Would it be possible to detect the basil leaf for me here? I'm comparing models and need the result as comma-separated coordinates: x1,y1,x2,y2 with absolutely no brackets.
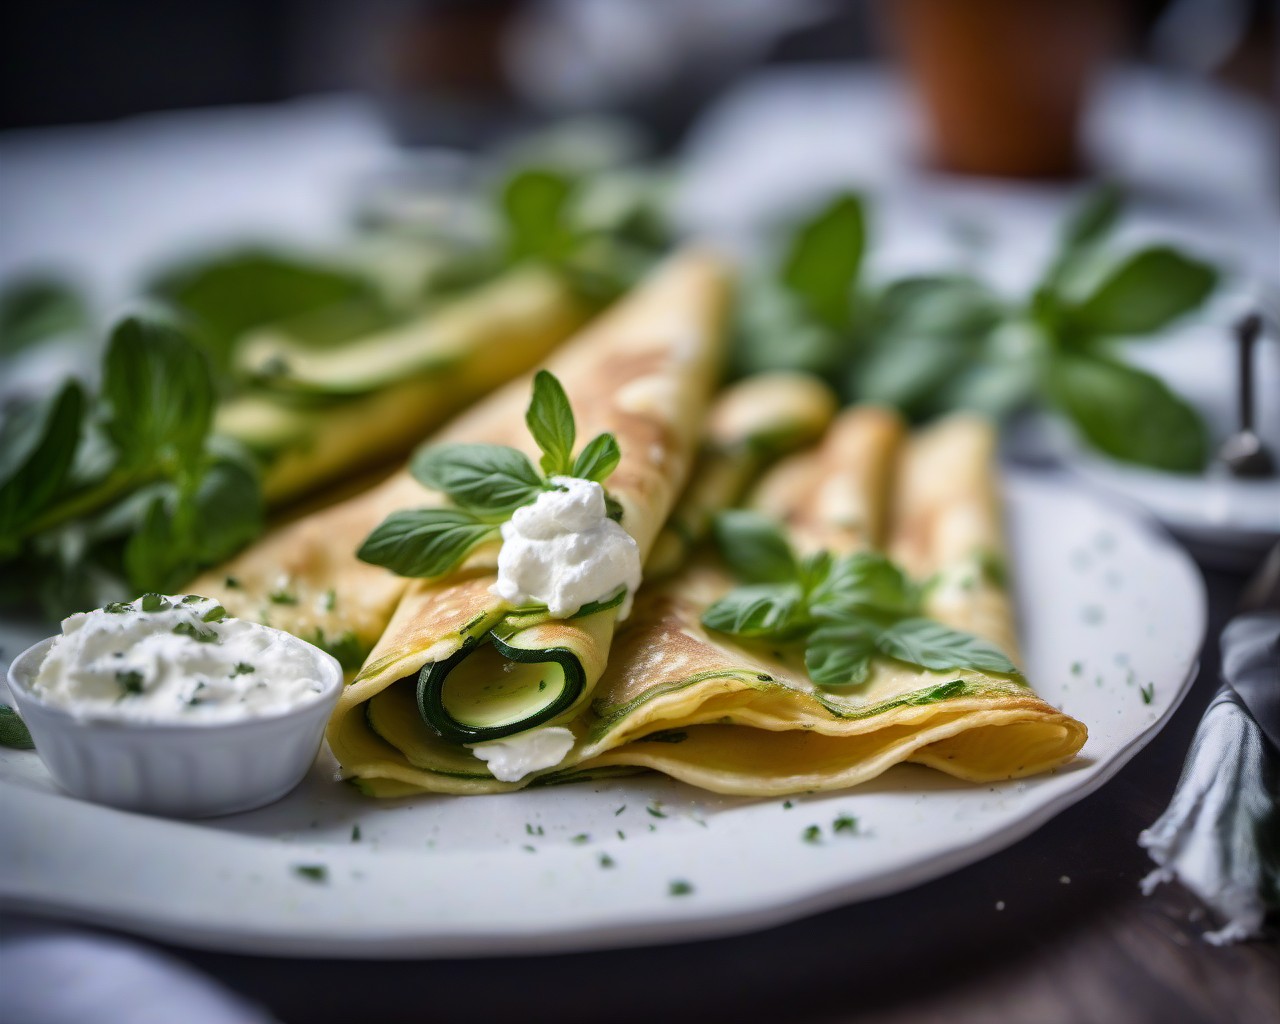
1054,185,1123,269
0,382,84,543
526,370,576,476
812,551,919,617
1048,352,1208,472
732,281,848,378
712,510,798,584
411,443,544,516
875,617,1020,677
1070,246,1217,337
102,316,215,467
186,450,265,564
572,432,621,483
0,277,89,355
124,496,183,593
0,704,34,750
701,583,806,638
149,249,379,371
780,193,865,331
501,168,577,263
357,508,498,578
805,621,878,688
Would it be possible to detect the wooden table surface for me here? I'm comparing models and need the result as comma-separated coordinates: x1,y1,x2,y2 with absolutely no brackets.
153,566,1277,1024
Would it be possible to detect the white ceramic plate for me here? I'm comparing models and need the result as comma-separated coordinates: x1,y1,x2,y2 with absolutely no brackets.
0,474,1205,958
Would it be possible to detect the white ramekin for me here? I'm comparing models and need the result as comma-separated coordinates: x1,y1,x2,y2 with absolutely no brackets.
6,636,343,818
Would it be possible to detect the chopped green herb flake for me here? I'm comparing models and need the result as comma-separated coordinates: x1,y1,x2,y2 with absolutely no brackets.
201,604,227,623
525,823,545,837
614,805,626,816
669,880,694,897
351,824,361,842
783,800,794,810
173,621,219,643
116,670,145,695
224,576,241,589
292,864,328,883
1070,661,1083,676
0,705,35,749
571,833,590,845
103,602,132,614
181,594,203,605
322,589,337,612
231,662,255,676
522,844,536,853
616,830,626,840
1140,682,1155,705
646,803,667,819
833,814,859,835
802,825,822,844
140,593,170,612
599,853,616,869
269,590,298,606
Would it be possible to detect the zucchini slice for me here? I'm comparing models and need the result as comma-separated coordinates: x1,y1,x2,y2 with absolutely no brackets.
416,631,585,744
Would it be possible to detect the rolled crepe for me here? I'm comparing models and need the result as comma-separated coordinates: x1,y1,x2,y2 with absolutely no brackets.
565,411,1086,795
647,371,838,578
327,250,733,795
217,268,587,505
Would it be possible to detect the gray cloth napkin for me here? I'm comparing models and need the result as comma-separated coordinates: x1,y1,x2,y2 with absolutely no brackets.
1139,609,1280,944
0,915,277,1024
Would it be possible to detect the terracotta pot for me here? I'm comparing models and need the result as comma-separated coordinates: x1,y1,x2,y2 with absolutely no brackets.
887,0,1124,178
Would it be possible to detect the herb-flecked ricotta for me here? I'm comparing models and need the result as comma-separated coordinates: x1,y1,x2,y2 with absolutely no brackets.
32,594,329,721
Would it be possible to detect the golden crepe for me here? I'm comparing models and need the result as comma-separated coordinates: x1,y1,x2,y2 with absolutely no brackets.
559,410,1087,794
217,268,587,505
326,250,734,794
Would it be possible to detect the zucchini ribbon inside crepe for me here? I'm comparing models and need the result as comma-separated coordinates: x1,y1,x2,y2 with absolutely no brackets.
564,409,1087,795
218,268,588,506
324,251,735,792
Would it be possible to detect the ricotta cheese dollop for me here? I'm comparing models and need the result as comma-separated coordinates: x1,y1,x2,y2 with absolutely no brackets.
31,594,329,722
469,726,576,783
491,476,642,619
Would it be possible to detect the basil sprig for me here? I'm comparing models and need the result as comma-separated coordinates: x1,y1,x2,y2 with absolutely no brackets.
701,511,1021,689
0,315,264,618
735,187,1218,473
358,370,621,578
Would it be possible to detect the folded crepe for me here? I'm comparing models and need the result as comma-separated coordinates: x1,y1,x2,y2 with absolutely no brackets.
217,268,587,505
565,409,1087,795
326,250,734,795
190,252,726,674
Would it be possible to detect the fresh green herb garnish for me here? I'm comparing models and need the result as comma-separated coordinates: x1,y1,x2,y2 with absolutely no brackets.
0,315,264,618
201,604,227,623
668,880,694,897
140,593,171,613
322,589,337,612
783,800,794,810
614,805,626,816
0,704,35,750
292,864,328,883
599,853,616,869
231,662,255,676
268,590,298,606
802,825,822,844
103,602,132,614
571,833,590,845
735,187,1217,472
303,628,366,672
116,670,145,695
833,814,859,835
181,594,203,604
358,371,624,581
224,576,241,589
0,276,90,356
702,511,1020,689
173,621,219,644
351,824,361,842
646,803,667,819
1140,683,1155,705
526,823,545,836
